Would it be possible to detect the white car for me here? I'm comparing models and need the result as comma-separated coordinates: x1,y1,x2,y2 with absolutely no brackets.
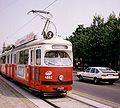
77,67,119,84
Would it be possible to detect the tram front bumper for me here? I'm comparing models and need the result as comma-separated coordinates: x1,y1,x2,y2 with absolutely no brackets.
57,87,65,91
41,85,72,93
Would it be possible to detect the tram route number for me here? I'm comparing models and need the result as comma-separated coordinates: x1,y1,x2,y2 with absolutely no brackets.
45,75,53,79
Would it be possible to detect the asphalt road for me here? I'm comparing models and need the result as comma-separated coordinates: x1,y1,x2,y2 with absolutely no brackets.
73,72,120,105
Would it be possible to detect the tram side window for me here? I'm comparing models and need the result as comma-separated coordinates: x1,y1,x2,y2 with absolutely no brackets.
1,56,6,64
14,54,17,64
19,49,29,64
0,57,2,63
7,55,10,64
19,51,23,64
30,50,34,65
16,52,19,64
24,49,29,64
11,54,13,64
36,49,41,65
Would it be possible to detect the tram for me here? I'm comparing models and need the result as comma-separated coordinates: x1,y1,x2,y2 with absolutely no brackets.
0,10,73,94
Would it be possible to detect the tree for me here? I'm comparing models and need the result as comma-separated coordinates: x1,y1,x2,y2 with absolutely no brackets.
67,12,120,70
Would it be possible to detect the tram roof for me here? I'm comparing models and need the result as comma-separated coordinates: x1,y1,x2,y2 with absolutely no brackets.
41,37,72,45
10,37,72,52
1,37,72,54
25,37,72,47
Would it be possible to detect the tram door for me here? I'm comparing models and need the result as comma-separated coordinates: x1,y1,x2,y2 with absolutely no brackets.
30,48,41,89
34,49,41,89
30,49,35,87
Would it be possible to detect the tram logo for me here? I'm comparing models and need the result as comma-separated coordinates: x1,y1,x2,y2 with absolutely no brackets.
45,71,53,79
45,71,52,75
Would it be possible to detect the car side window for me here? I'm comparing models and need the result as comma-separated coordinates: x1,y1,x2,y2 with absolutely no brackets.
85,68,91,73
90,68,95,73
95,69,99,73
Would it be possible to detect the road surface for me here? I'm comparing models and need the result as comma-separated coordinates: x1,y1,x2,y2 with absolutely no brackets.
73,71,120,108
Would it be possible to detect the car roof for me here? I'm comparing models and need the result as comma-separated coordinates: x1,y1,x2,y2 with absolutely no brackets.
89,67,108,69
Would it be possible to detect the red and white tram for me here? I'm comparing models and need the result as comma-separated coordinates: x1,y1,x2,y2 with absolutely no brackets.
0,10,73,94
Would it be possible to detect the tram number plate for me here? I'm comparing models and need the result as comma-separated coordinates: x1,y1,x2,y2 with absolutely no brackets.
57,87,64,91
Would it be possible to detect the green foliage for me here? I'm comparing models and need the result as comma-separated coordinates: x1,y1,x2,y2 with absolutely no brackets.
68,12,120,69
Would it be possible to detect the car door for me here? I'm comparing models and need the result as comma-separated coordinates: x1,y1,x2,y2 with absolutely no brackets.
82,67,91,80
89,68,96,80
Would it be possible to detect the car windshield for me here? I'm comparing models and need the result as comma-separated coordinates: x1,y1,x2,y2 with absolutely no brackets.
99,67,115,73
44,51,72,66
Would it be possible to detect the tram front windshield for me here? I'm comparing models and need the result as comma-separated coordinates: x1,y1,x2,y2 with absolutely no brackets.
44,51,72,66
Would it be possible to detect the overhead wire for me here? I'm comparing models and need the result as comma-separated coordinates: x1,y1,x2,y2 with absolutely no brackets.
43,0,58,10
9,15,38,38
6,0,58,39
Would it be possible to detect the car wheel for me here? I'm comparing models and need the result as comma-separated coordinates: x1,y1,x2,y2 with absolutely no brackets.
109,81,114,85
94,78,99,84
79,75,83,81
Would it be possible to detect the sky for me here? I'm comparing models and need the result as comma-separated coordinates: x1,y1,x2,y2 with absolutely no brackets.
0,0,120,51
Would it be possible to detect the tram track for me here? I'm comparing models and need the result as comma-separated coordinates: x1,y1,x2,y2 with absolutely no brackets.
15,83,95,108
43,95,95,108
0,75,111,108
42,93,112,108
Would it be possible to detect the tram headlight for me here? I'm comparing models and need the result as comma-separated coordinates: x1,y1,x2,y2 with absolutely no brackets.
58,75,64,81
